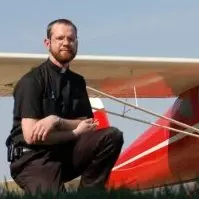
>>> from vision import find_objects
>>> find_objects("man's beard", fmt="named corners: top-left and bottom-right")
top-left (49, 47), bottom-right (77, 64)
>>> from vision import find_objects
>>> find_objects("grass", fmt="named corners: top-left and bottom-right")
top-left (0, 178), bottom-right (80, 193)
top-left (1, 180), bottom-right (199, 198)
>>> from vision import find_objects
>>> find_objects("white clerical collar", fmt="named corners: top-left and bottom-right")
top-left (60, 67), bottom-right (67, 74)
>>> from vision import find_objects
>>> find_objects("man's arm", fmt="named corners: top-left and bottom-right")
top-left (14, 75), bottom-right (44, 144)
top-left (57, 117), bottom-right (86, 130)
top-left (22, 116), bottom-right (87, 144)
top-left (22, 117), bottom-right (78, 144)
top-left (22, 117), bottom-right (96, 145)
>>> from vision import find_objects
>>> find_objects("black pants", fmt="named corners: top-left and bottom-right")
top-left (10, 127), bottom-right (123, 194)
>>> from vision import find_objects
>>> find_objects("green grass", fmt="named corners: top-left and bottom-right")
top-left (1, 183), bottom-right (199, 199)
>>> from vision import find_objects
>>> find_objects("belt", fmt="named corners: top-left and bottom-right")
top-left (22, 147), bottom-right (32, 153)
top-left (8, 145), bottom-right (33, 162)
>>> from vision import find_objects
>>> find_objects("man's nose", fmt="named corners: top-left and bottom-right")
top-left (62, 38), bottom-right (69, 45)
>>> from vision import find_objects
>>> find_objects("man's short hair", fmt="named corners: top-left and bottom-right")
top-left (47, 18), bottom-right (77, 39)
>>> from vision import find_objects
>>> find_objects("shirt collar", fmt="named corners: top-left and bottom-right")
top-left (47, 58), bottom-right (68, 74)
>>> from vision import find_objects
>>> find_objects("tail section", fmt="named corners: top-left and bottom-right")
top-left (89, 98), bottom-right (110, 130)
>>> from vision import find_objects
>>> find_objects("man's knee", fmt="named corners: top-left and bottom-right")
top-left (104, 127), bottom-right (124, 148)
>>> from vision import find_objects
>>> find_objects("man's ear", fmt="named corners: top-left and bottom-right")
top-left (44, 38), bottom-right (50, 49)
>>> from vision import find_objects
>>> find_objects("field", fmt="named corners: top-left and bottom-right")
top-left (1, 180), bottom-right (199, 198)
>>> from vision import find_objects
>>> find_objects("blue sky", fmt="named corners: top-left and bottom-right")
top-left (1, 0), bottom-right (199, 180)
top-left (1, 1), bottom-right (199, 57)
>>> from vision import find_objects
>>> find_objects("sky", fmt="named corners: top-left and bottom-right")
top-left (1, 0), bottom-right (199, 180)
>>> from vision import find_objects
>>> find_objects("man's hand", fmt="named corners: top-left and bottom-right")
top-left (73, 118), bottom-right (98, 135)
top-left (31, 115), bottom-right (60, 142)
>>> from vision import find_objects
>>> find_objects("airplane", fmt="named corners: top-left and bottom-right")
top-left (1, 52), bottom-right (199, 191)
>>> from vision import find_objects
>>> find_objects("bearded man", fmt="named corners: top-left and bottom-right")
top-left (6, 19), bottom-right (123, 194)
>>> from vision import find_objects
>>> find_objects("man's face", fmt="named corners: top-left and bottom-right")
top-left (45, 23), bottom-right (78, 64)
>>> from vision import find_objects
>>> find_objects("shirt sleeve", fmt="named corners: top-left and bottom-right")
top-left (74, 77), bottom-right (94, 118)
top-left (14, 75), bottom-right (43, 119)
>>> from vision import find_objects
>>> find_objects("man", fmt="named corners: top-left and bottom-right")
top-left (6, 18), bottom-right (124, 194)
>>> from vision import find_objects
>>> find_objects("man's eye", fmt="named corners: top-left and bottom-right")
top-left (68, 37), bottom-right (74, 42)
top-left (57, 37), bottom-right (64, 41)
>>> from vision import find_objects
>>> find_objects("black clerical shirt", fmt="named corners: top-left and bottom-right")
top-left (6, 59), bottom-right (93, 146)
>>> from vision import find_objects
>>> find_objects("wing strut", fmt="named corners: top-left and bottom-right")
top-left (87, 86), bottom-right (199, 134)
top-left (122, 98), bottom-right (131, 116)
top-left (92, 107), bottom-right (199, 139)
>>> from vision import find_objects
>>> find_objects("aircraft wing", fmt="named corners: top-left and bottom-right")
top-left (1, 52), bottom-right (199, 98)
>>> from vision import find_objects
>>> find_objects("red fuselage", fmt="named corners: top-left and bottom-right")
top-left (107, 86), bottom-right (199, 190)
